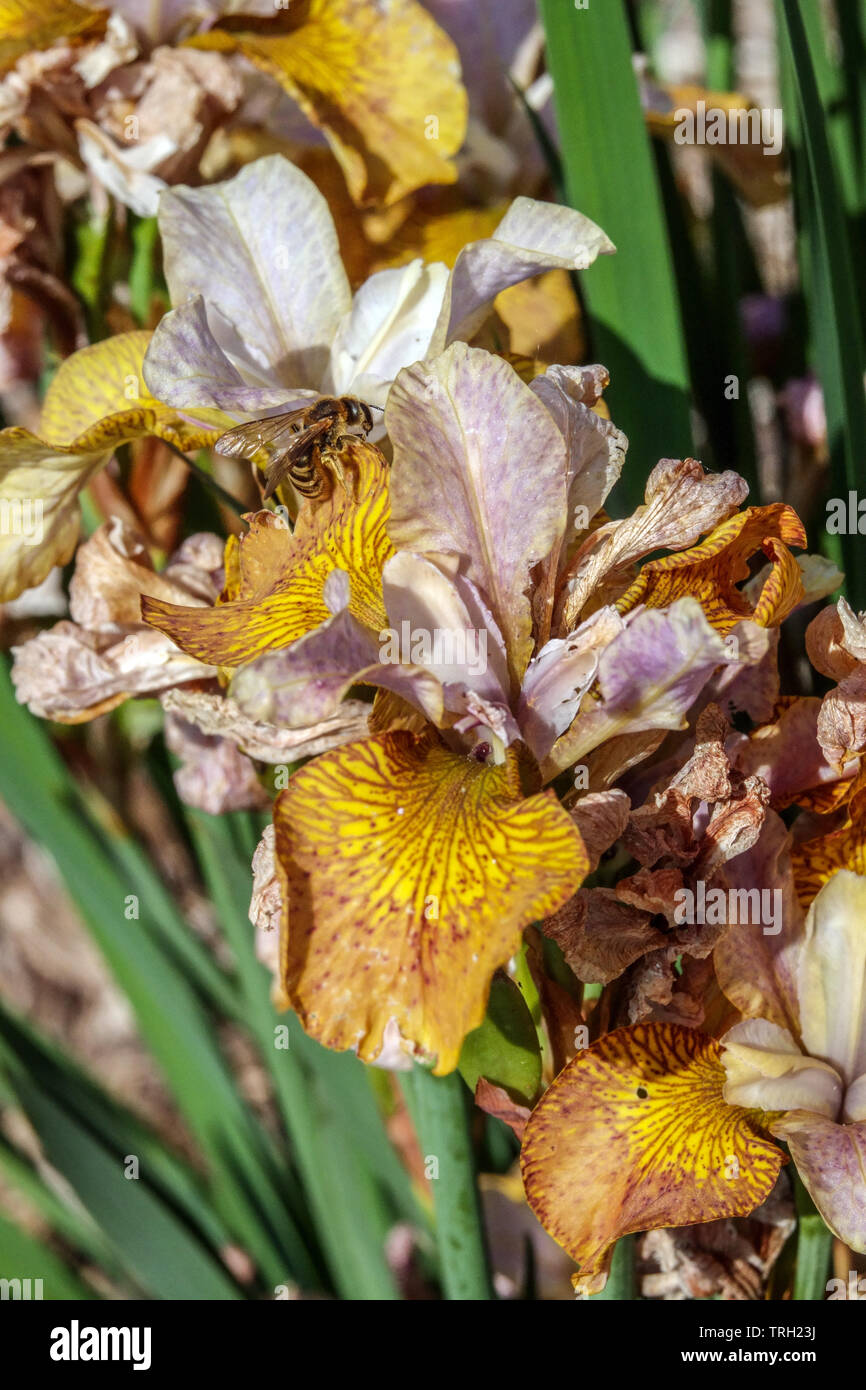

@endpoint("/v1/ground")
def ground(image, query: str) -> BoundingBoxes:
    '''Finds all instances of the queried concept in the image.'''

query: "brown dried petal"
[569,788,630,871]
[474,1078,530,1139]
[11,621,210,721]
[159,686,370,765]
[561,457,747,626]
[249,823,287,1005]
[695,775,770,879]
[806,603,858,682]
[638,1175,795,1300]
[544,888,665,985]
[817,668,866,768]
[69,518,223,629]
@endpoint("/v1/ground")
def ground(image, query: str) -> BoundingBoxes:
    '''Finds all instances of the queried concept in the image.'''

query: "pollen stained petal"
[273,728,588,1074]
[142,438,391,666]
[520,1022,784,1295]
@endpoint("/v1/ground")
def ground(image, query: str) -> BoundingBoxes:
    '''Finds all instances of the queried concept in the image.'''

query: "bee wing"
[215,407,313,461]
[262,416,336,498]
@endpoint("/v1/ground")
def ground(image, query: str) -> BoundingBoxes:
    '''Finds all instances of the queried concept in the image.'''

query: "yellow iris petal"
[792,815,866,908]
[142,437,391,666]
[521,1022,784,1294]
[273,727,588,1074]
[616,504,806,634]
[0,0,103,72]
[188,0,467,206]
[0,332,223,601]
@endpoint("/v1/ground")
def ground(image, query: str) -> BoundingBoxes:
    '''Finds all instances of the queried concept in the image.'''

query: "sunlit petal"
[187,0,467,206]
[143,438,391,665]
[144,155,351,408]
[387,343,568,682]
[521,1023,784,1294]
[0,331,221,601]
[273,728,588,1073]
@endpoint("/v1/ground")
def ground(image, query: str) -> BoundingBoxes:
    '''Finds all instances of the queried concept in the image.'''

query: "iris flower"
[521,851,866,1293]
[140,152,613,418]
[140,339,805,1074]
[0,153,612,601]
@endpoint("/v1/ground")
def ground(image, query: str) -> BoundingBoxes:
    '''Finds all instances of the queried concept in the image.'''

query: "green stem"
[129,216,160,326]
[590,1235,637,1300]
[793,1170,832,1301]
[162,441,248,517]
[401,1068,493,1300]
[72,207,113,342]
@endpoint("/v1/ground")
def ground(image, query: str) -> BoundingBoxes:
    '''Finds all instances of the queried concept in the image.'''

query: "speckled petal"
[544,599,729,779]
[521,1023,784,1294]
[273,728,588,1073]
[142,438,391,666]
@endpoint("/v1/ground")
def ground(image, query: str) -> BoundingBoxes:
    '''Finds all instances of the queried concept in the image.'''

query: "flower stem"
[793,1170,832,1300]
[401,1068,493,1300]
[162,441,248,517]
[129,216,160,326]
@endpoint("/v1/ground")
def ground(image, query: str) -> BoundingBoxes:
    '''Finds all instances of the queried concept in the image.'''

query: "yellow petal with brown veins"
[142,437,391,666]
[0,332,223,601]
[188,0,467,206]
[792,814,866,908]
[521,1023,784,1294]
[616,504,806,634]
[273,728,588,1074]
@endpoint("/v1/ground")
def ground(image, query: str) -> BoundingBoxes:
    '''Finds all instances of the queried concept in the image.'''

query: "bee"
[214,395,375,502]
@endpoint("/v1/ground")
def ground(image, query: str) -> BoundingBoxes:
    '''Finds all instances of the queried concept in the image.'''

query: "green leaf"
[539,0,693,507]
[589,1234,637,1301]
[183,807,406,1301]
[458,975,541,1107]
[0,662,317,1289]
[779,0,866,610]
[129,215,161,326]
[792,1168,832,1301]
[0,1213,92,1301]
[0,999,244,1282]
[0,1010,241,1300]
